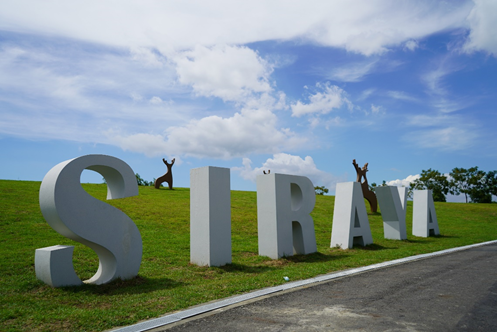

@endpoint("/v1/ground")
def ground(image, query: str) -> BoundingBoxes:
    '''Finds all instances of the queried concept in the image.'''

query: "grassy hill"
[1,180,496,331]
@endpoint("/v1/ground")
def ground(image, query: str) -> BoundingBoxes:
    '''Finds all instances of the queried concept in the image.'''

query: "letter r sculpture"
[256,173,317,259]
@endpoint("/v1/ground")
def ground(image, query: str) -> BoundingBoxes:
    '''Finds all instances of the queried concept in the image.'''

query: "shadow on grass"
[367,212,381,216]
[218,263,277,274]
[434,234,458,239]
[284,251,349,263]
[405,234,459,243]
[61,275,185,295]
[354,243,391,251]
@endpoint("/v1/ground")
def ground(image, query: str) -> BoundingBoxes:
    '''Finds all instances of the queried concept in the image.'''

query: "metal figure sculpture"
[155,158,175,189]
[353,159,378,213]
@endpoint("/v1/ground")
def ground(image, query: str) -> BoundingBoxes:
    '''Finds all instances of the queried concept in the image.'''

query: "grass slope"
[1,180,496,331]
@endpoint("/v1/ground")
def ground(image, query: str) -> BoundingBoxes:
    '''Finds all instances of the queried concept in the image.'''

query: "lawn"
[1,180,496,331]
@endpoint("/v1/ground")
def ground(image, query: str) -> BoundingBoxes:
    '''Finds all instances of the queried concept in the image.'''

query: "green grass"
[1,179,496,331]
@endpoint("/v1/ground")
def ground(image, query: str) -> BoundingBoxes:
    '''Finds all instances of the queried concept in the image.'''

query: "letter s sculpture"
[35,154,142,287]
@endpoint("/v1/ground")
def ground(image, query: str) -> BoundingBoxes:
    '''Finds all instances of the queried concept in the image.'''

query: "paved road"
[154,243,497,332]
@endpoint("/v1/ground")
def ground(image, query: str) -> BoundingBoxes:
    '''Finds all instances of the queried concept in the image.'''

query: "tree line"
[370,167,497,203]
[406,167,497,203]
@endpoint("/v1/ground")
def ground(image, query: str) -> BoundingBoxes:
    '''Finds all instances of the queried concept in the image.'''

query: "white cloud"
[308,116,344,130]
[234,153,344,191]
[386,90,419,102]
[386,174,471,203]
[408,114,450,127]
[112,108,306,159]
[327,60,377,82]
[404,40,419,51]
[0,43,192,142]
[405,113,481,151]
[422,59,469,113]
[130,47,165,68]
[405,127,479,151]
[386,174,420,187]
[0,1,475,56]
[463,0,497,56]
[130,92,143,102]
[358,88,375,101]
[423,64,453,97]
[370,104,384,115]
[291,83,352,117]
[149,96,163,105]
[173,45,273,102]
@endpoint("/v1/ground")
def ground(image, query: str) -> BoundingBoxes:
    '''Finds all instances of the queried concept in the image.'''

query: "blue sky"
[1,0,496,202]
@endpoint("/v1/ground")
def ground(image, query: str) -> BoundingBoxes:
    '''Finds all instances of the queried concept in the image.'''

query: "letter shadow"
[218,263,277,274]
[61,275,185,295]
[354,243,390,251]
[284,252,349,263]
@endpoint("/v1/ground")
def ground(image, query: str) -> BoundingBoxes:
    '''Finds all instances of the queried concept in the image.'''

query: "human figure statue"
[353,159,377,213]
[155,158,175,189]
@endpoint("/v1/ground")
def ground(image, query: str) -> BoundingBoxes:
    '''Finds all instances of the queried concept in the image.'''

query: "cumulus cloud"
[172,45,273,102]
[386,174,470,203]
[234,153,344,191]
[291,83,352,117]
[404,40,419,51]
[148,96,163,105]
[463,0,497,56]
[112,108,306,159]
[386,174,420,187]
[130,47,165,68]
[0,1,475,56]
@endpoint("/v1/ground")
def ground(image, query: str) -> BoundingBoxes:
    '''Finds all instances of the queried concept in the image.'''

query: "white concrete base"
[35,245,82,287]
[38,154,142,286]
[331,182,373,249]
[413,190,440,237]
[257,173,317,259]
[190,166,231,266]
[376,186,407,240]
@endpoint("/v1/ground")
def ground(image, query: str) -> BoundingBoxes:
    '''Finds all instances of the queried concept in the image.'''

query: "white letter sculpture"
[331,182,373,249]
[190,166,231,266]
[36,154,142,287]
[257,173,317,259]
[376,186,407,240]
[412,190,440,237]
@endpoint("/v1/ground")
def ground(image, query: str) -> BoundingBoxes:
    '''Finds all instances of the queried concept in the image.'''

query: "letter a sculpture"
[353,159,377,213]
[155,158,175,189]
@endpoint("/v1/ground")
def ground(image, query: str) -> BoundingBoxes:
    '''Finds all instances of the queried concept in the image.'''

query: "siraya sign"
[36,154,440,287]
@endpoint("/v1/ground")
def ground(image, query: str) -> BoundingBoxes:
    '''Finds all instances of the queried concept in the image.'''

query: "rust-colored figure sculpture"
[155,158,175,189]
[353,159,377,213]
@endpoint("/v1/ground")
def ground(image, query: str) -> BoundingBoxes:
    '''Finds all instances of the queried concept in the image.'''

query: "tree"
[369,180,386,192]
[449,167,483,203]
[135,173,153,186]
[450,167,496,203]
[487,171,497,197]
[468,170,496,203]
[409,169,449,202]
[314,186,329,195]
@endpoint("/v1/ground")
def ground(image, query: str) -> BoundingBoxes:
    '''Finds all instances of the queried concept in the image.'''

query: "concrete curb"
[111,239,497,332]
